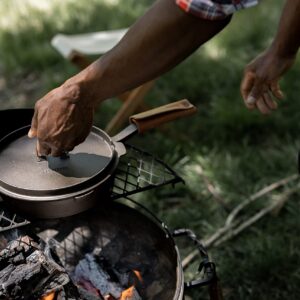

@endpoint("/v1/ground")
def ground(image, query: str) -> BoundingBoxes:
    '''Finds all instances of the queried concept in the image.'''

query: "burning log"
[73,253,123,299]
[0,235,73,300]
[72,253,143,300]
[0,229,144,300]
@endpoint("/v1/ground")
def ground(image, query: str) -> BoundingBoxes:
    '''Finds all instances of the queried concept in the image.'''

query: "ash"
[72,252,142,300]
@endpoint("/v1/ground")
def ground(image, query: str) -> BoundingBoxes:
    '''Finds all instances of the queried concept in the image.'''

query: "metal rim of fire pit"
[0,197,217,300]
[28,197,216,299]
[122,198,216,292]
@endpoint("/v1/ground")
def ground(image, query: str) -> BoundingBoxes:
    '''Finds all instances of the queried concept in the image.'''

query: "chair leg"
[69,51,91,69]
[105,80,155,134]
[117,91,150,111]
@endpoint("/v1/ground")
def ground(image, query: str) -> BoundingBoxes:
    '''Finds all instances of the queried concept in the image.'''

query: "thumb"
[28,109,38,138]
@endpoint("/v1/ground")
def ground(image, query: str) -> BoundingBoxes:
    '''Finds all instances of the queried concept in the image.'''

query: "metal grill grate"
[111,144,182,199]
[0,207,30,233]
[0,145,182,233]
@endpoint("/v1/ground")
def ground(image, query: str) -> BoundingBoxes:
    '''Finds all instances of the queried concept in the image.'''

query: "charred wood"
[0,235,74,300]
[73,254,123,299]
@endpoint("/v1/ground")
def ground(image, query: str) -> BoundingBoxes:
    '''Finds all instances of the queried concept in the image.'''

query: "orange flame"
[40,292,56,300]
[120,286,135,300]
[119,269,143,299]
[133,270,143,284]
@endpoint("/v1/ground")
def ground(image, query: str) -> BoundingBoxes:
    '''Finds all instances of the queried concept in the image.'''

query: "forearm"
[70,0,230,105]
[270,0,300,57]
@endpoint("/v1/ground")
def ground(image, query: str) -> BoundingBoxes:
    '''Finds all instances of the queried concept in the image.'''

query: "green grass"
[0,0,300,299]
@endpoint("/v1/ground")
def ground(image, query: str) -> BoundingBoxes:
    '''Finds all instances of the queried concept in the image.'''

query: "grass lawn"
[0,0,300,299]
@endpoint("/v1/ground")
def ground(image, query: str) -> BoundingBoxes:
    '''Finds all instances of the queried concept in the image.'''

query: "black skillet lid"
[0,126,118,196]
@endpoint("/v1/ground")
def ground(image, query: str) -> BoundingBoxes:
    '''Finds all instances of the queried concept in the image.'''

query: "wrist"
[59,80,94,109]
[65,57,110,107]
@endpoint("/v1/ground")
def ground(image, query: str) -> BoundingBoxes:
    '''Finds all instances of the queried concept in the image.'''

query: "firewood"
[73,253,123,299]
[0,235,70,300]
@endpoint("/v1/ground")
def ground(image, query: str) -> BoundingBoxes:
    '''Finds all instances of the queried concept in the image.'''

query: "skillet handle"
[129,99,197,133]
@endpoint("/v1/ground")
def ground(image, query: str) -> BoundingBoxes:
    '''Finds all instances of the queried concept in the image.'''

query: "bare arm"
[70,0,230,103]
[271,0,300,57]
[29,0,230,156]
[241,0,300,114]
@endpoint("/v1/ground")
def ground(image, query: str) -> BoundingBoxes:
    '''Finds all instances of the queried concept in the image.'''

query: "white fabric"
[51,28,128,58]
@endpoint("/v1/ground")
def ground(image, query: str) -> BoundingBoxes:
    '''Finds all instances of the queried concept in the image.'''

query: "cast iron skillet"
[0,100,196,218]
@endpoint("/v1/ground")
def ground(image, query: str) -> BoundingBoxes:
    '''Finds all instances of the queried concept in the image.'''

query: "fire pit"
[0,199,216,300]
[0,109,218,300]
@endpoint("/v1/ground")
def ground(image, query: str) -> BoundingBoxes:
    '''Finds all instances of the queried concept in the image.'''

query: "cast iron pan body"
[0,124,122,218]
[0,109,121,217]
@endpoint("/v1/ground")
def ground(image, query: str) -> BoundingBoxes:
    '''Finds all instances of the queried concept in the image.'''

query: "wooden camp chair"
[51,29,154,134]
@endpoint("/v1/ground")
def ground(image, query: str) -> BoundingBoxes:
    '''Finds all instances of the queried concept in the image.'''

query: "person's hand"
[28,82,95,157]
[240,48,296,114]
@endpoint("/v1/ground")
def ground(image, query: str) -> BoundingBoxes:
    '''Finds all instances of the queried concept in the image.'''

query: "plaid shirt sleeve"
[176,0,259,20]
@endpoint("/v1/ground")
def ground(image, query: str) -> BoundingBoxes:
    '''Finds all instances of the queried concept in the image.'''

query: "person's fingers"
[263,92,277,110]
[28,106,39,138]
[248,80,265,104]
[76,134,89,146]
[256,97,271,115]
[246,95,256,107]
[50,141,75,157]
[36,140,51,157]
[50,148,65,157]
[240,72,256,109]
[64,144,75,152]
[269,82,284,100]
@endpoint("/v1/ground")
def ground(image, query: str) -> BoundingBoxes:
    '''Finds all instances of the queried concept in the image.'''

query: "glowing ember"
[120,286,141,300]
[40,292,56,300]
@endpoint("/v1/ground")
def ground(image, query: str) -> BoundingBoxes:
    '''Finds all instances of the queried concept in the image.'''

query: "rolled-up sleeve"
[176,0,259,20]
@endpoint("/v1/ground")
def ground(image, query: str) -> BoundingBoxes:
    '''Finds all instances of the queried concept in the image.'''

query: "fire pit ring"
[30,198,216,300]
